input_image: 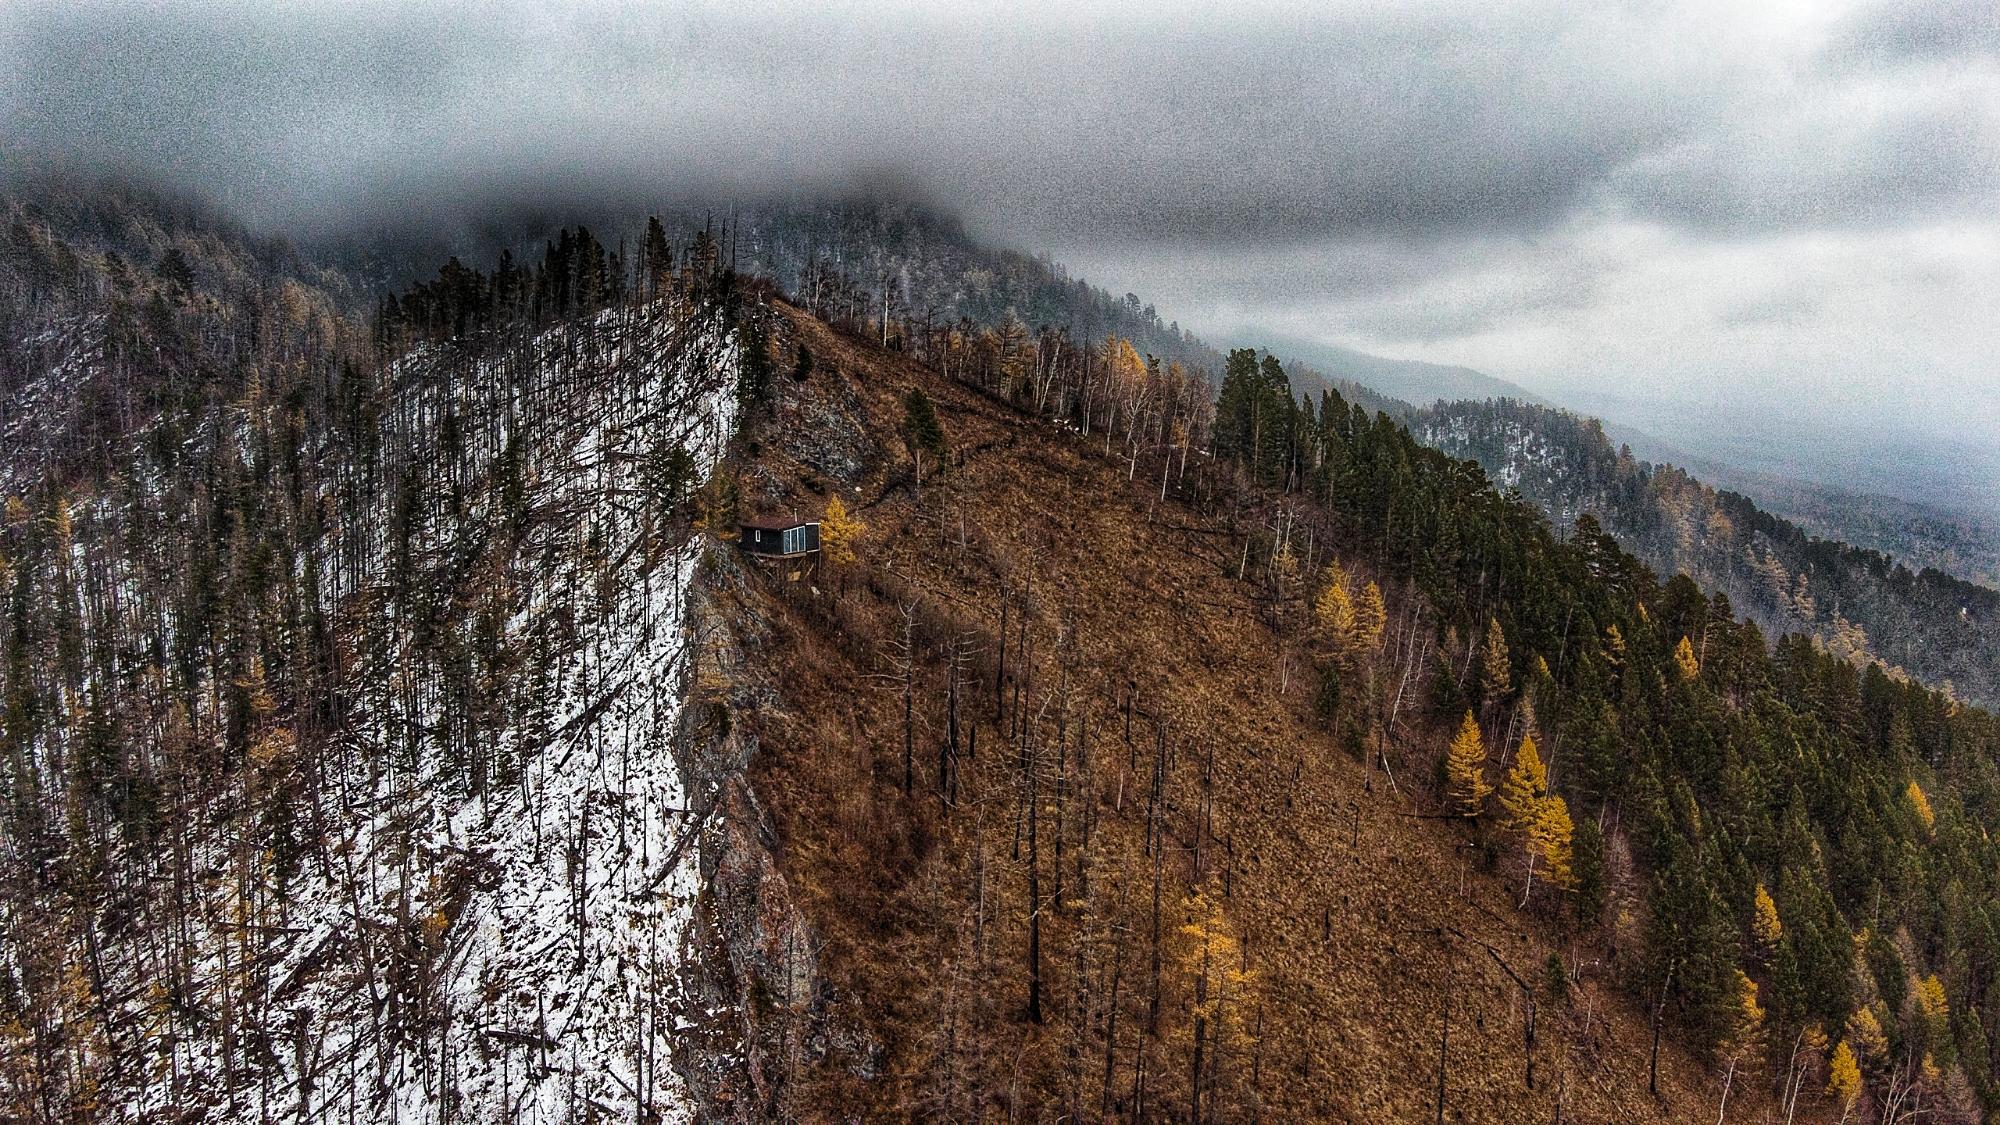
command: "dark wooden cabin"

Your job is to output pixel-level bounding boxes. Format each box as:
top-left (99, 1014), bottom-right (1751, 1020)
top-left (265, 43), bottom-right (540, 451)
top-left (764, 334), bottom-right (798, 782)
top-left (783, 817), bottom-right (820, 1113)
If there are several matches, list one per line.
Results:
top-left (739, 518), bottom-right (821, 558)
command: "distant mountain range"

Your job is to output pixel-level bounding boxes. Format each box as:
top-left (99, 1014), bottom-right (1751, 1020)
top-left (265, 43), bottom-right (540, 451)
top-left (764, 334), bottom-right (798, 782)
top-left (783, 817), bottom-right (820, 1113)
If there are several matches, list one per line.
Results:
top-left (1256, 331), bottom-right (2000, 591)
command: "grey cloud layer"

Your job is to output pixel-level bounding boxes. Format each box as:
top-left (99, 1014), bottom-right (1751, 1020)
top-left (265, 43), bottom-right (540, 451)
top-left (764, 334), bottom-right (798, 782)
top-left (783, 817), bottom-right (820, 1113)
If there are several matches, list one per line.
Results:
top-left (4, 0), bottom-right (1998, 471)
top-left (14, 0), bottom-right (1970, 244)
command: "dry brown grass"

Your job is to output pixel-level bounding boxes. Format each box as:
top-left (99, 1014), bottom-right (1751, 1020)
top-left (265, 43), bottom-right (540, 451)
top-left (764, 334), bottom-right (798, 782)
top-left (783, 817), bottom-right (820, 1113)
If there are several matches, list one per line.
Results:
top-left (711, 304), bottom-right (1824, 1122)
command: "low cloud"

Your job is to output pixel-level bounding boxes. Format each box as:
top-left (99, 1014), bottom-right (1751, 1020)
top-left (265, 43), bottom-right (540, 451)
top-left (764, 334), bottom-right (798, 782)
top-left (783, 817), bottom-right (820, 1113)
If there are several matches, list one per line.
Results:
top-left (4, 0), bottom-right (1998, 477)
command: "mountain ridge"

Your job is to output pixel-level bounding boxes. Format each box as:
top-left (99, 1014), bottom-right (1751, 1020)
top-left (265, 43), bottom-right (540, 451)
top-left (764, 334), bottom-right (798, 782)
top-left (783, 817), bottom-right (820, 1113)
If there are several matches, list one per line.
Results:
top-left (5, 182), bottom-right (1998, 1123)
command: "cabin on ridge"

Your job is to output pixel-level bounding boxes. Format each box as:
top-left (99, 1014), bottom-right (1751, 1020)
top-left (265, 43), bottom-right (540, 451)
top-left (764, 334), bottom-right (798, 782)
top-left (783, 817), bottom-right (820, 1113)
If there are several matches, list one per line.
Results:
top-left (738, 516), bottom-right (820, 559)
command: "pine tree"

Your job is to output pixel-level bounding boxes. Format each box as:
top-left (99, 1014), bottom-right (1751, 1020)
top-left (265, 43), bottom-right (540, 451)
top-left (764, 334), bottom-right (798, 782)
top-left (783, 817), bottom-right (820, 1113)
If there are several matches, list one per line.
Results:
top-left (1445, 711), bottom-right (1492, 817)
top-left (643, 440), bottom-right (698, 516)
top-left (821, 494), bottom-right (863, 567)
top-left (1571, 815), bottom-right (1606, 926)
top-left (736, 316), bottom-right (774, 411)
top-left (1495, 734), bottom-right (1547, 831)
top-left (904, 390), bottom-right (948, 464)
top-left (156, 246), bottom-right (194, 291)
top-left (642, 216), bottom-right (673, 295)
top-left (1213, 348), bottom-right (1261, 466)
top-left (1480, 618), bottom-right (1512, 707)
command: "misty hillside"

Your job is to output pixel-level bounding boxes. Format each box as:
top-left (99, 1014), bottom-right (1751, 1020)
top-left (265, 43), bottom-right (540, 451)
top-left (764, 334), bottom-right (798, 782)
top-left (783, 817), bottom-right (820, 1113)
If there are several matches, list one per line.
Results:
top-left (1258, 331), bottom-right (1551, 411)
top-left (1690, 463), bottom-right (2000, 591)
top-left (340, 199), bottom-right (1221, 382)
top-left (1260, 331), bottom-right (2000, 596)
top-left (327, 191), bottom-right (2000, 611)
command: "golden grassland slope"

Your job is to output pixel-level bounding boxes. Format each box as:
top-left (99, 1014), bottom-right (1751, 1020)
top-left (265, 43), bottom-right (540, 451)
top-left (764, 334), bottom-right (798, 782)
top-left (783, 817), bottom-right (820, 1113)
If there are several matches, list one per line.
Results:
top-left (698, 302), bottom-right (1824, 1121)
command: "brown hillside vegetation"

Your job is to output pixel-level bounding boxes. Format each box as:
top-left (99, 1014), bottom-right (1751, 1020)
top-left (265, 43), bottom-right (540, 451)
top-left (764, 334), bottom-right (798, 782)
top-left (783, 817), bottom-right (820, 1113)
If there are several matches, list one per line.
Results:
top-left (694, 301), bottom-right (1821, 1122)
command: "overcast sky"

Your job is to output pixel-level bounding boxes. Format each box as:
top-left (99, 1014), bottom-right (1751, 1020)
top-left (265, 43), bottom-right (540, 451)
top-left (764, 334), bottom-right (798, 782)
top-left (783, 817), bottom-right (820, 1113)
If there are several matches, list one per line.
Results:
top-left (5, 0), bottom-right (1998, 493)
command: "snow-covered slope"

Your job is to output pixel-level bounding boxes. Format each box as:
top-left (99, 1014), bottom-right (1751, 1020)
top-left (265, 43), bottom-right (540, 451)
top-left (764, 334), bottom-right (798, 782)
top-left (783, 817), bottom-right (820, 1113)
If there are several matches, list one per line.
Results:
top-left (30, 299), bottom-right (742, 1122)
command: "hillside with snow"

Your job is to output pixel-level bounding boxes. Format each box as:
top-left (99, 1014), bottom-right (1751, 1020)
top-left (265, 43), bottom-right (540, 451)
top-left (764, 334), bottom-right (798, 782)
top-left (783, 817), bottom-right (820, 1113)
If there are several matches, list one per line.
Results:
top-left (1, 286), bottom-right (744, 1120)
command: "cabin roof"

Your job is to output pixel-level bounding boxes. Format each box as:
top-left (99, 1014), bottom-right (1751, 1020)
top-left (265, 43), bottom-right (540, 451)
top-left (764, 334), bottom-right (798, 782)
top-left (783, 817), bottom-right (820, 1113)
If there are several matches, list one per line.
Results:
top-left (740, 517), bottom-right (818, 532)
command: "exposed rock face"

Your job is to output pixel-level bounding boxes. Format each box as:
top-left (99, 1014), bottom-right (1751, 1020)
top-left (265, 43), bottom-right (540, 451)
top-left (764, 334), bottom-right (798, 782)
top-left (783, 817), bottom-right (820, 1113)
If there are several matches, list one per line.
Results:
top-left (671, 552), bottom-right (865, 1122)
top-left (753, 350), bottom-right (873, 494)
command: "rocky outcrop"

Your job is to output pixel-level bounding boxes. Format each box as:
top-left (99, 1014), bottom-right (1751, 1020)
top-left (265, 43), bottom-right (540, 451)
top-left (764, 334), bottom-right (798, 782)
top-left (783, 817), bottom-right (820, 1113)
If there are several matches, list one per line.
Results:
top-left (671, 548), bottom-right (876, 1121)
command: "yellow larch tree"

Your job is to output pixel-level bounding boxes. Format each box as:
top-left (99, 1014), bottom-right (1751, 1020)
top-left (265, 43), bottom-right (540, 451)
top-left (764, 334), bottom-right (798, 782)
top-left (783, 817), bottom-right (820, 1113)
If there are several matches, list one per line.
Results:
top-left (1674, 635), bottom-right (1700, 680)
top-left (1827, 1039), bottom-right (1862, 1117)
top-left (1352, 581), bottom-right (1386, 653)
top-left (1848, 1004), bottom-right (1890, 1071)
top-left (1104, 334), bottom-right (1147, 396)
top-left (1517, 692), bottom-right (1543, 746)
top-left (1445, 711), bottom-right (1492, 817)
top-left (1495, 734), bottom-right (1547, 831)
top-left (1603, 622), bottom-right (1626, 667)
top-left (1314, 579), bottom-right (1354, 650)
top-left (1178, 889), bottom-right (1258, 1114)
top-left (1906, 780), bottom-right (1935, 835)
top-left (52, 496), bottom-right (74, 553)
top-left (1527, 794), bottom-right (1575, 892)
top-left (1723, 970), bottom-right (1766, 1059)
top-left (1715, 969), bottom-right (1767, 1121)
top-left (1274, 542), bottom-right (1302, 606)
top-left (1314, 560), bottom-right (1353, 637)
top-left (1752, 882), bottom-right (1783, 950)
top-left (820, 493), bottom-right (864, 567)
top-left (1915, 974), bottom-right (1951, 1063)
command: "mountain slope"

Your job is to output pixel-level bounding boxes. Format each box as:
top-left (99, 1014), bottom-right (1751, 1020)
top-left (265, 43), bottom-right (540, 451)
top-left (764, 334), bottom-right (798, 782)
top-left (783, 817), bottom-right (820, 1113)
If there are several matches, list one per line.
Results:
top-left (692, 310), bottom-right (2000, 1123)
top-left (700, 304), bottom-right (1757, 1121)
